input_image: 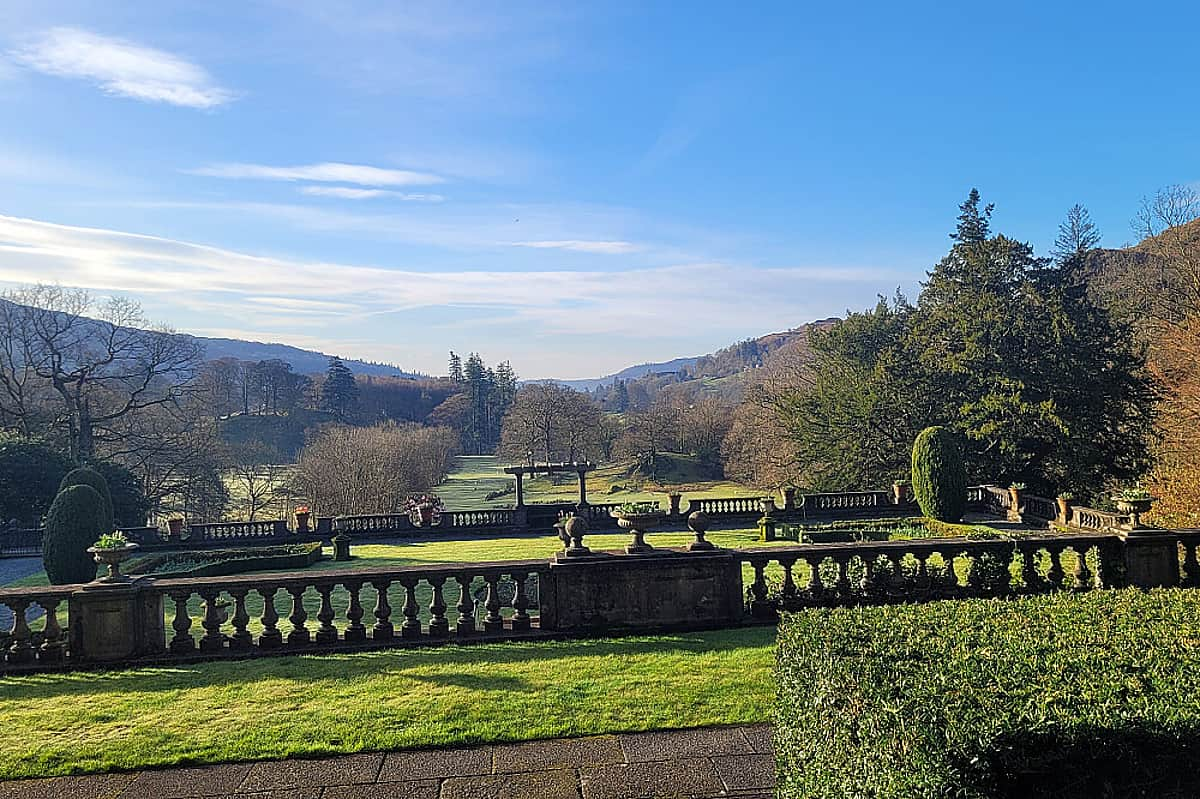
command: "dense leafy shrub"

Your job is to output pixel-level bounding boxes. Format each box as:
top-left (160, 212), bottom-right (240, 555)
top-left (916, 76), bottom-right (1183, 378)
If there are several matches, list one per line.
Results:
top-left (42, 485), bottom-right (104, 584)
top-left (0, 439), bottom-right (73, 526)
top-left (128, 541), bottom-right (323, 578)
top-left (776, 590), bottom-right (1200, 798)
top-left (90, 461), bottom-right (151, 527)
top-left (911, 426), bottom-right (967, 522)
top-left (58, 467), bottom-right (115, 534)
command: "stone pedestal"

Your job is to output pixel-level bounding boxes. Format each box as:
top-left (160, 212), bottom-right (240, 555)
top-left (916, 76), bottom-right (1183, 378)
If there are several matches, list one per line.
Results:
top-left (539, 551), bottom-right (743, 633)
top-left (332, 534), bottom-right (352, 561)
top-left (1121, 531), bottom-right (1180, 588)
top-left (69, 579), bottom-right (165, 663)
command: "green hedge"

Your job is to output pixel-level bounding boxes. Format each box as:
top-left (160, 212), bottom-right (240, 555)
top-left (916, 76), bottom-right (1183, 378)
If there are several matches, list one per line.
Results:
top-left (128, 541), bottom-right (323, 578)
top-left (58, 467), bottom-right (115, 534)
top-left (798, 516), bottom-right (1002, 543)
top-left (911, 426), bottom-right (967, 522)
top-left (776, 589), bottom-right (1200, 798)
top-left (42, 485), bottom-right (104, 584)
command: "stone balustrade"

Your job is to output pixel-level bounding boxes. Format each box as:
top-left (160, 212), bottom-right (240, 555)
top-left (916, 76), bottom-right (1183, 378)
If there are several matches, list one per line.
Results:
top-left (1068, 505), bottom-right (1127, 531)
top-left (739, 533), bottom-right (1121, 617)
top-left (190, 519), bottom-right (291, 542)
top-left (441, 509), bottom-right (520, 529)
top-left (686, 496), bottom-right (763, 517)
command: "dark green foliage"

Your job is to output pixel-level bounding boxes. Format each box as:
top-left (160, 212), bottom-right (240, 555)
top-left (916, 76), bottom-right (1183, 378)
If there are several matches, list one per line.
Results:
top-left (776, 590), bottom-right (1200, 799)
top-left (0, 439), bottom-right (73, 526)
top-left (58, 467), bottom-right (115, 534)
top-left (128, 541), bottom-right (322, 578)
top-left (42, 485), bottom-right (104, 584)
top-left (89, 461), bottom-right (151, 528)
top-left (911, 426), bottom-right (967, 522)
top-left (777, 190), bottom-right (1154, 498)
top-left (320, 357), bottom-right (359, 420)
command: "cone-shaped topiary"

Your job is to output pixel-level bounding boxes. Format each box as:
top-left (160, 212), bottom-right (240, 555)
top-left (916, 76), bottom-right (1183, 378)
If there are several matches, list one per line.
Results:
top-left (59, 467), bottom-right (115, 535)
top-left (911, 426), bottom-right (967, 522)
top-left (42, 484), bottom-right (104, 584)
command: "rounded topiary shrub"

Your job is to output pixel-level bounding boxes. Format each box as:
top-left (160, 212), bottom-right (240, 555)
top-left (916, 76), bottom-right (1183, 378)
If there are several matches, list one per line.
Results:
top-left (42, 484), bottom-right (104, 584)
top-left (59, 466), bottom-right (115, 534)
top-left (911, 426), bottom-right (967, 522)
top-left (0, 439), bottom-right (73, 526)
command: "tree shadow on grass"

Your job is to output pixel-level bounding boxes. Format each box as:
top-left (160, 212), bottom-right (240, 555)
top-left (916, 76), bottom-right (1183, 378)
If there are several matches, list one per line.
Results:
top-left (403, 672), bottom-right (531, 692)
top-left (1, 627), bottom-right (774, 701)
top-left (964, 724), bottom-right (1200, 799)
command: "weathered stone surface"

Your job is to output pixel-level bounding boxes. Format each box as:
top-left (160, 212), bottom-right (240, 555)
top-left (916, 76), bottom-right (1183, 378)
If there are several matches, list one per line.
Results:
top-left (0, 772), bottom-right (136, 799)
top-left (618, 726), bottom-right (755, 762)
top-left (321, 780), bottom-right (439, 799)
top-left (1122, 533), bottom-right (1181, 588)
top-left (68, 581), bottom-right (164, 662)
top-left (711, 753), bottom-right (775, 791)
top-left (739, 723), bottom-right (773, 754)
top-left (120, 763), bottom-right (251, 797)
top-left (492, 735), bottom-right (623, 773)
top-left (377, 745), bottom-right (492, 782)
top-left (442, 769), bottom-right (581, 799)
top-left (240, 753), bottom-right (382, 791)
top-left (542, 551), bottom-right (743, 632)
top-left (581, 759), bottom-right (723, 799)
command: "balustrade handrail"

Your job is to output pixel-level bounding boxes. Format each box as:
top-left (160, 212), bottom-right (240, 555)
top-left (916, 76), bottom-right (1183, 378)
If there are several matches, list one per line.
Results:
top-left (734, 530), bottom-right (1118, 561)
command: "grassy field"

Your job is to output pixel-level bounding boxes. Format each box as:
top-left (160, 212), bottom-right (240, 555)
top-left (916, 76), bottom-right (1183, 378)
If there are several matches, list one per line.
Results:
top-left (0, 627), bottom-right (775, 780)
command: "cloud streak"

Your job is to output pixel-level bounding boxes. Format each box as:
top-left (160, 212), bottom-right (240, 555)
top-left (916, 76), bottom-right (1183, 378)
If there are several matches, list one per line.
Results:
top-left (512, 240), bottom-right (638, 254)
top-left (298, 186), bottom-right (445, 201)
top-left (189, 162), bottom-right (444, 187)
top-left (9, 27), bottom-right (235, 109)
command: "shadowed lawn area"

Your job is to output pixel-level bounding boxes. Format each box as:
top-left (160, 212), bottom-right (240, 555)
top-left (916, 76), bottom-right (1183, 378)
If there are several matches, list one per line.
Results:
top-left (0, 627), bottom-right (775, 780)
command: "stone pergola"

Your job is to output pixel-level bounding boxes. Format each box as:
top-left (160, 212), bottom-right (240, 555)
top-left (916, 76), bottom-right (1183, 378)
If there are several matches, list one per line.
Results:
top-left (503, 461), bottom-right (597, 508)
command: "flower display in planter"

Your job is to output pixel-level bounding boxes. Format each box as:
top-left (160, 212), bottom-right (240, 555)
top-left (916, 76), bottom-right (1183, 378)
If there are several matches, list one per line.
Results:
top-left (87, 531), bottom-right (139, 583)
top-left (611, 501), bottom-right (666, 554)
top-left (294, 505), bottom-right (312, 533)
top-left (1113, 487), bottom-right (1155, 527)
top-left (405, 494), bottom-right (445, 527)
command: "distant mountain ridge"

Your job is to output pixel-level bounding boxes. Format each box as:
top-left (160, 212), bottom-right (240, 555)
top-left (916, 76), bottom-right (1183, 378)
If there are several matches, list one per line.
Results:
top-left (546, 356), bottom-right (703, 391)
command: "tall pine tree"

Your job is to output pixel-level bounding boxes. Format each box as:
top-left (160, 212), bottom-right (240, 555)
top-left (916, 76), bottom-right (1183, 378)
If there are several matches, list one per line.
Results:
top-left (320, 357), bottom-right (359, 421)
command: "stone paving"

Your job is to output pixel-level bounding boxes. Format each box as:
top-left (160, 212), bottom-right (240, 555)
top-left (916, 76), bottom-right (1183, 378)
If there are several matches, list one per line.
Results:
top-left (0, 724), bottom-right (774, 799)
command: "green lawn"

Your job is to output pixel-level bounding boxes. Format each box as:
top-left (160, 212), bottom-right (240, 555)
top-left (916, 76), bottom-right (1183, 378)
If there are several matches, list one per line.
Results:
top-left (0, 627), bottom-right (775, 780)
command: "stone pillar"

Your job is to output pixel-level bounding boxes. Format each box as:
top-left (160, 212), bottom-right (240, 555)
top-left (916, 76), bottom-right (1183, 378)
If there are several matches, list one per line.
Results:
top-left (668, 492), bottom-right (682, 517)
top-left (514, 472), bottom-right (525, 508)
top-left (1121, 531), bottom-right (1180, 589)
top-left (69, 579), bottom-right (165, 663)
top-left (782, 487), bottom-right (797, 512)
top-left (541, 550), bottom-right (743, 632)
top-left (577, 468), bottom-right (589, 507)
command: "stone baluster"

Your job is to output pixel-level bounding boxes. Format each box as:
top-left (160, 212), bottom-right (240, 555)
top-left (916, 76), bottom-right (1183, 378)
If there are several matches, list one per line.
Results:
top-left (805, 556), bottom-right (823, 600)
top-left (1047, 547), bottom-right (1065, 588)
top-left (258, 586), bottom-right (282, 648)
top-left (229, 589), bottom-right (253, 651)
top-left (780, 557), bottom-right (797, 604)
top-left (315, 584), bottom-right (338, 644)
top-left (749, 559), bottom-right (774, 618)
top-left (834, 556), bottom-right (851, 596)
top-left (38, 598), bottom-right (65, 663)
top-left (1073, 546), bottom-right (1093, 590)
top-left (1018, 547), bottom-right (1040, 592)
top-left (511, 572), bottom-right (531, 632)
top-left (914, 553), bottom-right (930, 587)
top-left (1181, 542), bottom-right (1200, 588)
top-left (483, 575), bottom-right (504, 632)
top-left (6, 599), bottom-right (34, 664)
top-left (169, 591), bottom-right (195, 653)
top-left (427, 577), bottom-right (449, 637)
top-left (344, 581), bottom-right (366, 643)
top-left (287, 587), bottom-right (310, 645)
top-left (860, 555), bottom-right (875, 593)
top-left (400, 579), bottom-right (421, 639)
top-left (455, 575), bottom-right (475, 635)
top-left (371, 580), bottom-right (394, 640)
top-left (941, 552), bottom-right (958, 591)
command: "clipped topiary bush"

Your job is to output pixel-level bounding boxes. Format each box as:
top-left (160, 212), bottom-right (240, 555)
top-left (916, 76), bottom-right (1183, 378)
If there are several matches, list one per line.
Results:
top-left (58, 467), bottom-right (115, 534)
top-left (911, 425), bottom-right (967, 522)
top-left (42, 484), bottom-right (104, 584)
top-left (776, 590), bottom-right (1200, 799)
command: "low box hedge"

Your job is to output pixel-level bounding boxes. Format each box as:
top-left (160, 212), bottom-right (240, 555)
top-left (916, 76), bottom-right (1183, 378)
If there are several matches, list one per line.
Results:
top-left (776, 589), bottom-right (1200, 798)
top-left (129, 541), bottom-right (323, 578)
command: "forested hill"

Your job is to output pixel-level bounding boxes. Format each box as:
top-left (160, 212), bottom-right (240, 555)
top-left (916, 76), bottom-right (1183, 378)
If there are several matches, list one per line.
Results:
top-left (0, 298), bottom-right (414, 378)
top-left (189, 333), bottom-right (414, 377)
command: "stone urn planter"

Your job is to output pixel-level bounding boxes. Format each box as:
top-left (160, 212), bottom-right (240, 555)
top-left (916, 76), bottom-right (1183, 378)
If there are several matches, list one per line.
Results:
top-left (295, 508), bottom-right (311, 534)
top-left (167, 517), bottom-right (184, 541)
top-left (1114, 493), bottom-right (1155, 530)
top-left (1056, 494), bottom-right (1074, 522)
top-left (87, 542), bottom-right (140, 583)
top-left (414, 503), bottom-right (435, 527)
top-left (612, 508), bottom-right (667, 554)
top-left (893, 481), bottom-right (911, 505)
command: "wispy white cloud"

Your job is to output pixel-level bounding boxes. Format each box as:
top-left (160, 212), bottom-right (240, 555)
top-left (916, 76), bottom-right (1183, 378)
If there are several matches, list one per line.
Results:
top-left (188, 162), bottom-right (444, 187)
top-left (9, 27), bottom-right (235, 109)
top-left (512, 240), bottom-right (639, 254)
top-left (298, 186), bottom-right (445, 201)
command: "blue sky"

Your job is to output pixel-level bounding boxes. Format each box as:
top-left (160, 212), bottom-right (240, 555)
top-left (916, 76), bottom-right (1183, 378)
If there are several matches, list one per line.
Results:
top-left (0, 1), bottom-right (1197, 379)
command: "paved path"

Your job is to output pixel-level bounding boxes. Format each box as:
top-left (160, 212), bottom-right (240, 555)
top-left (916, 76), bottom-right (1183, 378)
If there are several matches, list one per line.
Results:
top-left (0, 724), bottom-right (773, 799)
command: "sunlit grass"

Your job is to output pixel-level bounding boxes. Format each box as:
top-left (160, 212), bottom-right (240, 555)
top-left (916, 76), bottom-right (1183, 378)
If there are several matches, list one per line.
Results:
top-left (0, 627), bottom-right (775, 780)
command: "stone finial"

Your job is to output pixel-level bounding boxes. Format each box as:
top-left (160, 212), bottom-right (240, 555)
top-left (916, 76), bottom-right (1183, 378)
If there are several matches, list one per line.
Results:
top-left (563, 515), bottom-right (591, 556)
top-left (687, 510), bottom-right (714, 551)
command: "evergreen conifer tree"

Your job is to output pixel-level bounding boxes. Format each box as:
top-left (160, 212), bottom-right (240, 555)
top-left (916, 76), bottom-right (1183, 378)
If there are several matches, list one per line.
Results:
top-left (320, 357), bottom-right (359, 420)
